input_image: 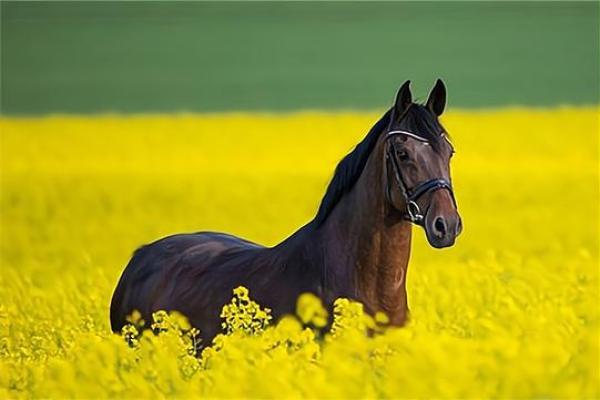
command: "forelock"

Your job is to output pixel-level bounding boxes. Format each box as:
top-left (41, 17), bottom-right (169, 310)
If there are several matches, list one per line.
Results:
top-left (402, 105), bottom-right (446, 149)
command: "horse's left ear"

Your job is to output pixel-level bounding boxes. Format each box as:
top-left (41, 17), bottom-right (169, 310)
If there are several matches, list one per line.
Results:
top-left (426, 79), bottom-right (447, 116)
top-left (393, 80), bottom-right (412, 118)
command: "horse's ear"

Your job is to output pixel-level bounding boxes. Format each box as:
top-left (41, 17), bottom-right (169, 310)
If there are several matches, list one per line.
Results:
top-left (426, 78), bottom-right (447, 116)
top-left (393, 80), bottom-right (412, 118)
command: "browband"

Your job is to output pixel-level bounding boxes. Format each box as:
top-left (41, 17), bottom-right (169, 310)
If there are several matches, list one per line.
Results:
top-left (386, 130), bottom-right (430, 143)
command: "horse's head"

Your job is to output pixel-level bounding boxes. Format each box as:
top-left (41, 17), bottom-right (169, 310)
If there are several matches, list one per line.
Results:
top-left (384, 79), bottom-right (462, 248)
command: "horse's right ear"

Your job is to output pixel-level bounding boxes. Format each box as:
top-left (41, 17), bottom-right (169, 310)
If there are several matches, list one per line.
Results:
top-left (393, 80), bottom-right (412, 119)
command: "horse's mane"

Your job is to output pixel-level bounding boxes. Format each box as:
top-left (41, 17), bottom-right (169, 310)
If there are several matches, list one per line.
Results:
top-left (313, 109), bottom-right (391, 226)
top-left (314, 104), bottom-right (444, 226)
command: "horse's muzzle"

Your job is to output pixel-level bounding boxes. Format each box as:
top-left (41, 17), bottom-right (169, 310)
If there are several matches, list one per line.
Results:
top-left (423, 190), bottom-right (462, 249)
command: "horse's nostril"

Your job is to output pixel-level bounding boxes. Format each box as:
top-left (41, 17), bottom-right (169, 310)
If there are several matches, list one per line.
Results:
top-left (434, 217), bottom-right (447, 237)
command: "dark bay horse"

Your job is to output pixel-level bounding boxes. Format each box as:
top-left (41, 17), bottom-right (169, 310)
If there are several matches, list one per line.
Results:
top-left (110, 79), bottom-right (462, 344)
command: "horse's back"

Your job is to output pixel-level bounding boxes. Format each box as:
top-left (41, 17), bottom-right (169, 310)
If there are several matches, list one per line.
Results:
top-left (109, 232), bottom-right (264, 333)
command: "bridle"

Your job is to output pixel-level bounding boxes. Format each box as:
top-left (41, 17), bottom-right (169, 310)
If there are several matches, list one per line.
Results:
top-left (384, 130), bottom-right (456, 225)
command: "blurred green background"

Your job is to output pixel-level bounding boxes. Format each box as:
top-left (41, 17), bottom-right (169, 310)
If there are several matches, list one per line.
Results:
top-left (1, 1), bottom-right (598, 114)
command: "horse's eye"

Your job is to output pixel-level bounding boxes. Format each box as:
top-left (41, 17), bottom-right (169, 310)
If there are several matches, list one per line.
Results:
top-left (396, 149), bottom-right (409, 161)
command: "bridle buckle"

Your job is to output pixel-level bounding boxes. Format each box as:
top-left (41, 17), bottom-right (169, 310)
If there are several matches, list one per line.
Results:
top-left (407, 200), bottom-right (423, 223)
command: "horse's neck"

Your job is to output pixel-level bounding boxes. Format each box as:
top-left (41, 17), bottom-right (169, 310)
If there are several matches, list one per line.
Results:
top-left (319, 140), bottom-right (412, 325)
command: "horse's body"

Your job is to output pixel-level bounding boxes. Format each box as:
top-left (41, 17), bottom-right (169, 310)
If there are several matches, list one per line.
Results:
top-left (110, 229), bottom-right (321, 342)
top-left (110, 80), bottom-right (461, 344)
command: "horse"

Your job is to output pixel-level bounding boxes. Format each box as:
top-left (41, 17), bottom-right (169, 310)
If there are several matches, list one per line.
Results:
top-left (110, 79), bottom-right (462, 345)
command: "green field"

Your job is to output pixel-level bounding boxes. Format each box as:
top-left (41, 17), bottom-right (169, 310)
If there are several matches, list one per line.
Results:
top-left (2, 1), bottom-right (598, 114)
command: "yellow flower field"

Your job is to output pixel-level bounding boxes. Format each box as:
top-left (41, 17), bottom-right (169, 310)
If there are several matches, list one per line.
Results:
top-left (0, 108), bottom-right (598, 398)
